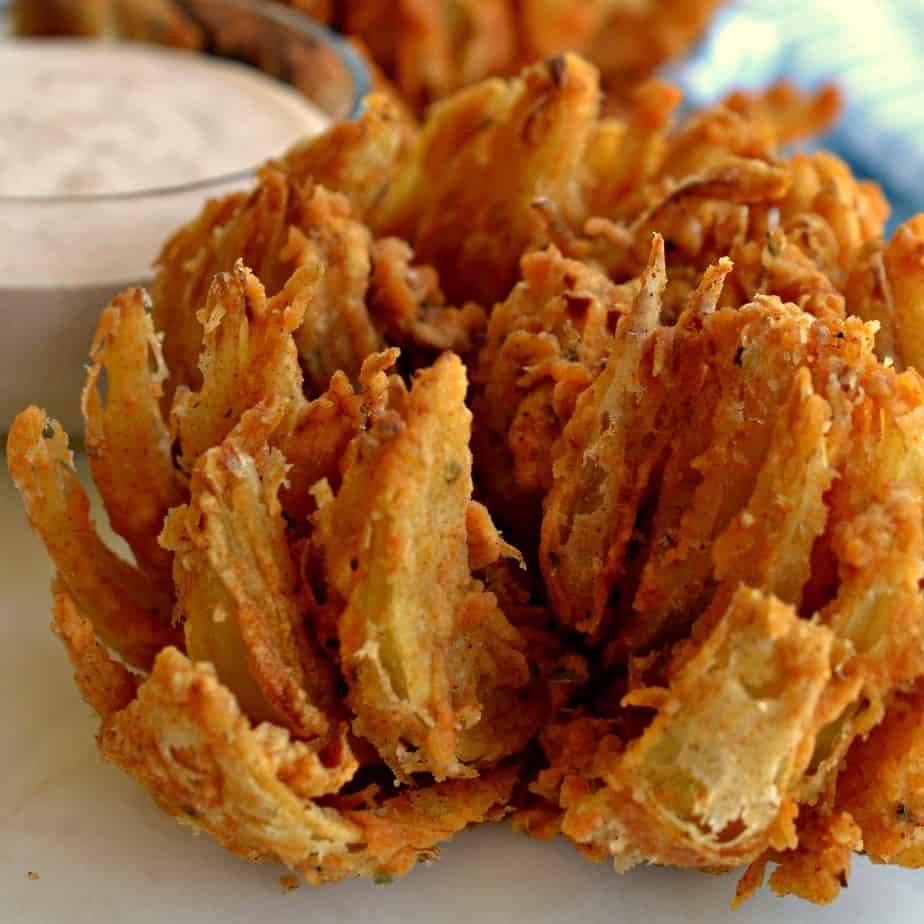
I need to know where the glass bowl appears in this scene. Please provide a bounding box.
[0,0,370,434]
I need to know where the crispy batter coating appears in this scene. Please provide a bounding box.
[369,237,487,354]
[472,245,636,546]
[97,643,516,883]
[313,353,534,778]
[52,589,139,718]
[99,645,363,868]
[541,236,668,635]
[846,239,900,367]
[281,188,384,392]
[154,167,485,401]
[527,290,924,890]
[711,367,835,606]
[280,93,409,222]
[380,54,601,304]
[342,763,519,878]
[557,587,837,869]
[162,402,338,739]
[82,288,184,583]
[836,680,924,868]
[153,94,406,397]
[152,168,297,398]
[7,408,179,669]
[171,261,312,470]
[735,810,862,906]
[280,349,403,523]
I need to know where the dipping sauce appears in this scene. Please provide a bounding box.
[0,40,332,431]
[0,40,330,198]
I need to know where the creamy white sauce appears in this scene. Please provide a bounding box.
[0,40,330,197]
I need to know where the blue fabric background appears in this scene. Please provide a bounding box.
[668,0,923,232]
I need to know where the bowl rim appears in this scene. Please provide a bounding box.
[0,0,370,204]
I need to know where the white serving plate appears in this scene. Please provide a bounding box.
[1,465,921,923]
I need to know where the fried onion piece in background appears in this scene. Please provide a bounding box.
[11,0,109,36]
[7,408,179,669]
[281,93,409,221]
[722,81,843,148]
[82,288,184,584]
[109,0,203,45]
[313,353,534,779]
[288,0,332,21]
[11,0,203,46]
[379,54,600,304]
[520,0,724,110]
[278,188,384,392]
[162,402,339,739]
[15,1,727,116]
[341,0,516,112]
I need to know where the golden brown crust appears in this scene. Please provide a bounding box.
[97,645,516,882]
[379,54,601,304]
[162,401,338,739]
[313,353,533,778]
[735,810,862,906]
[82,288,185,583]
[7,407,180,669]
[559,587,837,869]
[170,260,312,469]
[51,590,139,718]
[836,680,924,867]
[98,647,365,868]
